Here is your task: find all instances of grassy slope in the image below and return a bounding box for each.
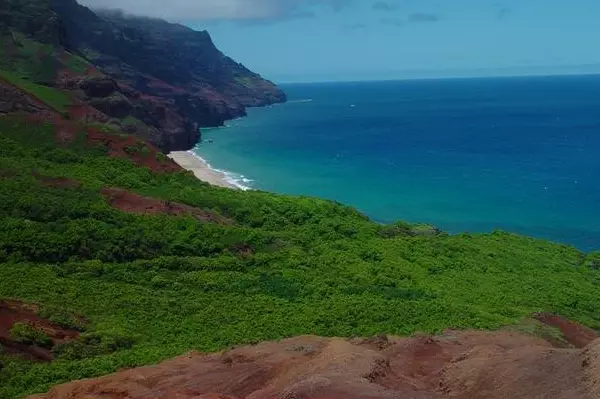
[0,116,599,397]
[0,69,71,114]
[0,33,57,82]
[0,33,73,115]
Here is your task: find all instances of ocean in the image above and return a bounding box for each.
[193,75,600,250]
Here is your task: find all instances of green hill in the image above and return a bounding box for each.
[0,114,599,398]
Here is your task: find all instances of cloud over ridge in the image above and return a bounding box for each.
[78,0,352,21]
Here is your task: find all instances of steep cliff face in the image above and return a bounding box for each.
[0,0,60,44]
[0,0,286,151]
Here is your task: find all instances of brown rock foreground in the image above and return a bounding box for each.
[29,319,600,399]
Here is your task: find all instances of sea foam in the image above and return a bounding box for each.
[188,150,253,191]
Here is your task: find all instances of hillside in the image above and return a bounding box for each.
[0,106,599,397]
[0,0,286,151]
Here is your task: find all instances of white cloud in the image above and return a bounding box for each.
[77,0,351,21]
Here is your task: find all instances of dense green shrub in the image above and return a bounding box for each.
[51,332,135,360]
[37,306,86,332]
[10,323,52,348]
[585,252,600,270]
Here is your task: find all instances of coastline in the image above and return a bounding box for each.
[168,151,241,189]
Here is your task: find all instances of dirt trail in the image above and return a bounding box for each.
[28,317,600,399]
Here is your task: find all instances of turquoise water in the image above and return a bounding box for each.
[194,76,600,250]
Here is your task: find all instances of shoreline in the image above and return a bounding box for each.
[168,151,242,190]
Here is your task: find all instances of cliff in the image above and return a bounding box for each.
[0,0,286,151]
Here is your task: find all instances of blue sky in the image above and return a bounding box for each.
[81,0,600,83]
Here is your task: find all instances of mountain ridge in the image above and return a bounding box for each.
[0,0,286,151]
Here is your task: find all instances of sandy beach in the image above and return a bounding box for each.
[168,151,238,189]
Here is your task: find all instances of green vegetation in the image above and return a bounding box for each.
[122,115,146,130]
[234,76,256,88]
[52,331,136,361]
[85,122,123,134]
[156,151,168,162]
[0,115,599,398]
[0,69,71,113]
[0,33,56,83]
[36,306,86,332]
[123,141,151,156]
[10,323,52,349]
[62,53,90,75]
[508,318,572,348]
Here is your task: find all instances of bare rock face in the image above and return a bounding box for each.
[88,94,133,119]
[80,77,118,98]
[27,324,600,399]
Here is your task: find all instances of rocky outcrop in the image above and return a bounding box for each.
[79,77,118,98]
[27,324,600,399]
[87,94,132,119]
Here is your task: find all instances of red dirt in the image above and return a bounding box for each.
[55,119,82,144]
[27,318,600,399]
[84,65,104,78]
[22,109,82,145]
[101,187,231,224]
[87,128,181,173]
[68,103,110,124]
[534,312,599,348]
[0,300,81,362]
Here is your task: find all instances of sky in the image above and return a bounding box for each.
[79,0,600,83]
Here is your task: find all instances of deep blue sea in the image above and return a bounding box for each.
[194,75,600,250]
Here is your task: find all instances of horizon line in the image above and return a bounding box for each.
[274,70,600,85]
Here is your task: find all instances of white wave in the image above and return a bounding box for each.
[221,171,253,191]
[288,99,313,104]
[188,150,254,191]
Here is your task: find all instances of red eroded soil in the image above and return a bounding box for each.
[68,103,109,124]
[23,110,82,144]
[27,317,600,399]
[87,128,181,173]
[84,65,104,77]
[534,312,599,348]
[101,187,231,224]
[0,300,81,362]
